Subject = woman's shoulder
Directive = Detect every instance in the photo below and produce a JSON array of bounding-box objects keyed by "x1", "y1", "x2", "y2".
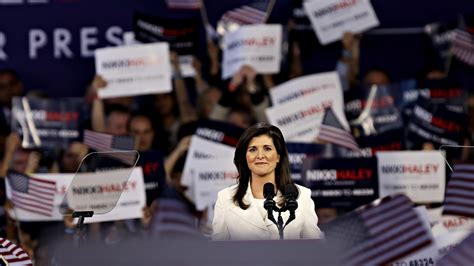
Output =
[
  {"x1": 217, "y1": 183, "x2": 239, "y2": 199},
  {"x1": 295, "y1": 184, "x2": 312, "y2": 198}
]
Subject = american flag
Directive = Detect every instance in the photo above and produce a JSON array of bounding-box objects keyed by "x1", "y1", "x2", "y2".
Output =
[
  {"x1": 442, "y1": 164, "x2": 474, "y2": 217},
  {"x1": 451, "y1": 27, "x2": 474, "y2": 66},
  {"x1": 83, "y1": 130, "x2": 137, "y2": 165},
  {"x1": 165, "y1": 0, "x2": 201, "y2": 10},
  {"x1": 6, "y1": 170, "x2": 56, "y2": 217},
  {"x1": 151, "y1": 198, "x2": 201, "y2": 239},
  {"x1": 322, "y1": 195, "x2": 433, "y2": 265},
  {"x1": 316, "y1": 107, "x2": 360, "y2": 150},
  {"x1": 220, "y1": 0, "x2": 269, "y2": 25},
  {"x1": 0, "y1": 238, "x2": 33, "y2": 266},
  {"x1": 437, "y1": 233, "x2": 474, "y2": 265}
]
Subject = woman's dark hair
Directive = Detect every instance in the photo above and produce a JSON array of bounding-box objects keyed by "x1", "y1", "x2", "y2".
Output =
[{"x1": 232, "y1": 122, "x2": 292, "y2": 209}]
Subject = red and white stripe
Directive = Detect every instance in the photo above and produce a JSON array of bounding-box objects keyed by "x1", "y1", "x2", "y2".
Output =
[
  {"x1": 10, "y1": 176, "x2": 55, "y2": 217},
  {"x1": 221, "y1": 5, "x2": 266, "y2": 25},
  {"x1": 443, "y1": 164, "x2": 474, "y2": 217},
  {"x1": 0, "y1": 238, "x2": 33, "y2": 265},
  {"x1": 345, "y1": 195, "x2": 432, "y2": 265},
  {"x1": 165, "y1": 0, "x2": 201, "y2": 10},
  {"x1": 451, "y1": 28, "x2": 474, "y2": 66},
  {"x1": 83, "y1": 130, "x2": 136, "y2": 165},
  {"x1": 317, "y1": 124, "x2": 360, "y2": 151}
]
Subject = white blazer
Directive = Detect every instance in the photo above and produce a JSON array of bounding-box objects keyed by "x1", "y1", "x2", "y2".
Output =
[{"x1": 212, "y1": 183, "x2": 322, "y2": 240}]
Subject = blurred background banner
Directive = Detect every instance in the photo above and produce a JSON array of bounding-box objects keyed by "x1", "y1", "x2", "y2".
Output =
[{"x1": 1, "y1": 0, "x2": 474, "y2": 97}]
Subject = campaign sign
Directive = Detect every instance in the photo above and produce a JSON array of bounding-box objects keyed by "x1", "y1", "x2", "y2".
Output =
[
  {"x1": 301, "y1": 157, "x2": 378, "y2": 209},
  {"x1": 345, "y1": 84, "x2": 404, "y2": 137},
  {"x1": 6, "y1": 168, "x2": 146, "y2": 223},
  {"x1": 95, "y1": 43, "x2": 172, "y2": 98},
  {"x1": 11, "y1": 97, "x2": 84, "y2": 149},
  {"x1": 194, "y1": 119, "x2": 245, "y2": 147},
  {"x1": 355, "y1": 128, "x2": 404, "y2": 153},
  {"x1": 304, "y1": 0, "x2": 379, "y2": 45},
  {"x1": 222, "y1": 24, "x2": 282, "y2": 79},
  {"x1": 377, "y1": 151, "x2": 446, "y2": 203},
  {"x1": 123, "y1": 31, "x2": 196, "y2": 78},
  {"x1": 266, "y1": 85, "x2": 349, "y2": 142},
  {"x1": 432, "y1": 215, "x2": 474, "y2": 257},
  {"x1": 180, "y1": 135, "x2": 235, "y2": 201},
  {"x1": 133, "y1": 11, "x2": 199, "y2": 56},
  {"x1": 192, "y1": 158, "x2": 238, "y2": 210},
  {"x1": 407, "y1": 98, "x2": 467, "y2": 149},
  {"x1": 269, "y1": 72, "x2": 343, "y2": 106},
  {"x1": 265, "y1": 96, "x2": 327, "y2": 142},
  {"x1": 287, "y1": 142, "x2": 325, "y2": 181}
]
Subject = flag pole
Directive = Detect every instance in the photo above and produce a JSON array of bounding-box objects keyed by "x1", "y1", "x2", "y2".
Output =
[
  {"x1": 263, "y1": 0, "x2": 276, "y2": 23},
  {"x1": 199, "y1": 0, "x2": 212, "y2": 42}
]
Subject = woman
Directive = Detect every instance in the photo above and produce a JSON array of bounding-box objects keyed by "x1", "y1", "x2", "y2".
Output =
[{"x1": 212, "y1": 123, "x2": 322, "y2": 240}]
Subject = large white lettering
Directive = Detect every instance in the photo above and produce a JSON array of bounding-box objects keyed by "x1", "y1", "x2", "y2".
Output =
[
  {"x1": 80, "y1": 27, "x2": 98, "y2": 57},
  {"x1": 0, "y1": 31, "x2": 7, "y2": 60},
  {"x1": 53, "y1": 28, "x2": 73, "y2": 58},
  {"x1": 106, "y1": 26, "x2": 123, "y2": 46},
  {"x1": 29, "y1": 29, "x2": 47, "y2": 59},
  {"x1": 5, "y1": 26, "x2": 125, "y2": 60}
]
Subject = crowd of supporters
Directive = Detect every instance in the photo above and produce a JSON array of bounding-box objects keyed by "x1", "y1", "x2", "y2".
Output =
[{"x1": 0, "y1": 12, "x2": 473, "y2": 265}]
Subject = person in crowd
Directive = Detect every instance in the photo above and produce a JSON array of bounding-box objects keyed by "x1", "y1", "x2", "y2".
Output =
[
  {"x1": 58, "y1": 142, "x2": 89, "y2": 173},
  {"x1": 212, "y1": 123, "x2": 322, "y2": 240},
  {"x1": 88, "y1": 75, "x2": 131, "y2": 136},
  {"x1": 196, "y1": 87, "x2": 222, "y2": 119},
  {"x1": 210, "y1": 65, "x2": 269, "y2": 128},
  {"x1": 141, "y1": 135, "x2": 209, "y2": 239},
  {"x1": 336, "y1": 32, "x2": 391, "y2": 91},
  {"x1": 129, "y1": 113, "x2": 167, "y2": 206},
  {"x1": 0, "y1": 69, "x2": 24, "y2": 156},
  {"x1": 0, "y1": 68, "x2": 23, "y2": 132}
]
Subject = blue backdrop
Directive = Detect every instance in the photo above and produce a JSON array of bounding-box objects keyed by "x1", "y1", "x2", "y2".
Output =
[{"x1": 0, "y1": 0, "x2": 473, "y2": 97}]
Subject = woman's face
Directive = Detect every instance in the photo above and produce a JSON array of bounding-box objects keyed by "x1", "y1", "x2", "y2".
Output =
[{"x1": 246, "y1": 134, "x2": 280, "y2": 179}]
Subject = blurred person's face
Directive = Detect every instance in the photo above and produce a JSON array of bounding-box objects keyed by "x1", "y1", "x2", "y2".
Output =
[
  {"x1": 0, "y1": 73, "x2": 22, "y2": 107},
  {"x1": 426, "y1": 70, "x2": 447, "y2": 80},
  {"x1": 227, "y1": 111, "x2": 250, "y2": 129},
  {"x1": 12, "y1": 149, "x2": 30, "y2": 173},
  {"x1": 62, "y1": 142, "x2": 87, "y2": 173},
  {"x1": 155, "y1": 93, "x2": 174, "y2": 116},
  {"x1": 130, "y1": 116, "x2": 154, "y2": 152},
  {"x1": 202, "y1": 89, "x2": 221, "y2": 118},
  {"x1": 106, "y1": 111, "x2": 129, "y2": 136},
  {"x1": 363, "y1": 70, "x2": 390, "y2": 87}
]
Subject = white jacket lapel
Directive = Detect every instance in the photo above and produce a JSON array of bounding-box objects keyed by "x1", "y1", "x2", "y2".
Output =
[{"x1": 229, "y1": 184, "x2": 268, "y2": 231}]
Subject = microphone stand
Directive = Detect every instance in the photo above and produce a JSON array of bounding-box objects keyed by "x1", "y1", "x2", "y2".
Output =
[
  {"x1": 73, "y1": 211, "x2": 94, "y2": 248},
  {"x1": 266, "y1": 205, "x2": 293, "y2": 240}
]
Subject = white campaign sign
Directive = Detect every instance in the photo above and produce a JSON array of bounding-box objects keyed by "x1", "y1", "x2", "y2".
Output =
[
  {"x1": 181, "y1": 135, "x2": 235, "y2": 201},
  {"x1": 266, "y1": 100, "x2": 324, "y2": 142},
  {"x1": 266, "y1": 82, "x2": 349, "y2": 142},
  {"x1": 430, "y1": 213, "x2": 474, "y2": 258},
  {"x1": 192, "y1": 158, "x2": 238, "y2": 211},
  {"x1": 431, "y1": 215, "x2": 474, "y2": 237},
  {"x1": 270, "y1": 72, "x2": 343, "y2": 106},
  {"x1": 377, "y1": 151, "x2": 446, "y2": 203},
  {"x1": 6, "y1": 168, "x2": 146, "y2": 223},
  {"x1": 304, "y1": 0, "x2": 379, "y2": 45},
  {"x1": 123, "y1": 32, "x2": 196, "y2": 78},
  {"x1": 222, "y1": 24, "x2": 282, "y2": 79},
  {"x1": 95, "y1": 43, "x2": 172, "y2": 98}
]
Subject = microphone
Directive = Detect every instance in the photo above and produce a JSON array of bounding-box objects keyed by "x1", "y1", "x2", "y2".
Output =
[
  {"x1": 284, "y1": 184, "x2": 299, "y2": 226},
  {"x1": 263, "y1": 183, "x2": 277, "y2": 225}
]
